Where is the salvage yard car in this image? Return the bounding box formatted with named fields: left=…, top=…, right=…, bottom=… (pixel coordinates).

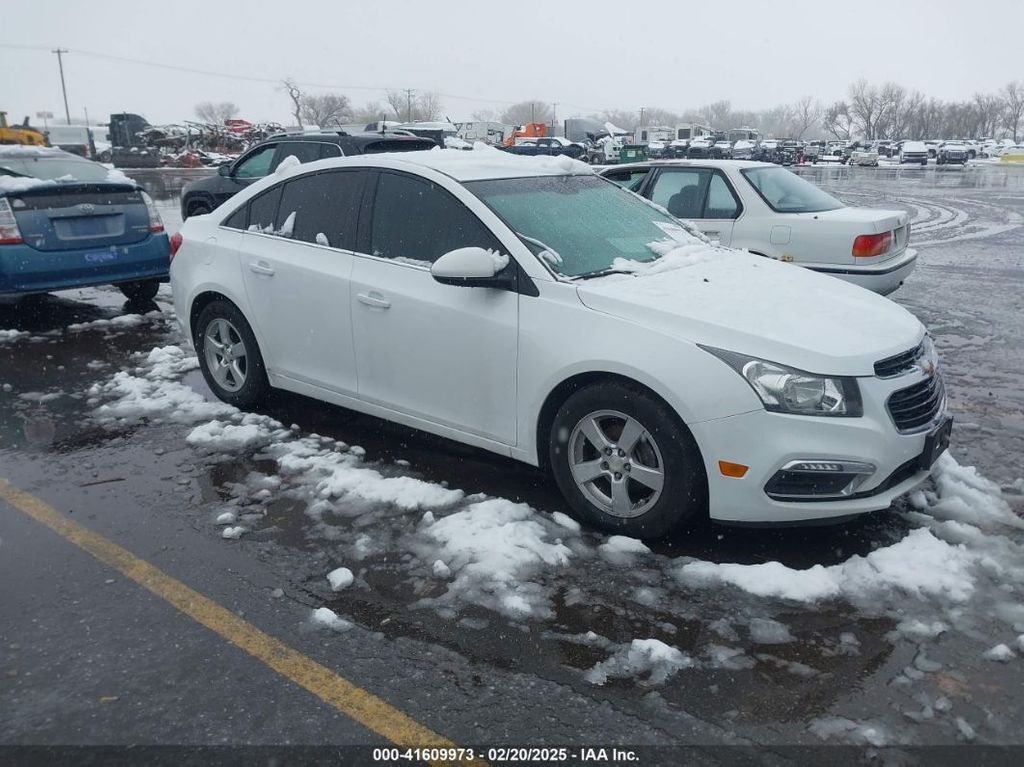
left=900, top=141, right=930, bottom=165
left=0, top=146, right=169, bottom=301
left=600, top=159, right=917, bottom=295
left=179, top=130, right=435, bottom=219
left=936, top=142, right=969, bottom=165
left=171, top=148, right=949, bottom=538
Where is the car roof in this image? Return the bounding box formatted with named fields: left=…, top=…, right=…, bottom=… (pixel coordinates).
left=0, top=146, right=78, bottom=160
left=601, top=159, right=776, bottom=171
left=256, top=146, right=597, bottom=183
left=262, top=131, right=434, bottom=148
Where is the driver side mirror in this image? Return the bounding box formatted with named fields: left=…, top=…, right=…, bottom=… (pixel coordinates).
left=218, top=164, right=232, bottom=177
left=430, top=247, right=516, bottom=290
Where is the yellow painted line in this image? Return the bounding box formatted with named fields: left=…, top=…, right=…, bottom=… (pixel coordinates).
left=0, top=479, right=484, bottom=767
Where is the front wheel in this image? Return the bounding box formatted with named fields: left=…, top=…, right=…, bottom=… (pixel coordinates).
left=549, top=382, right=707, bottom=538
left=118, top=279, right=160, bottom=301
left=194, top=300, right=270, bottom=408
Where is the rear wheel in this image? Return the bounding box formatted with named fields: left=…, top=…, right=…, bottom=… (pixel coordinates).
left=118, top=279, right=160, bottom=301
left=194, top=300, right=270, bottom=408
left=549, top=382, right=707, bottom=539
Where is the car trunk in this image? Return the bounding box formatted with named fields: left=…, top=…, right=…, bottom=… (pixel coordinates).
left=8, top=183, right=151, bottom=252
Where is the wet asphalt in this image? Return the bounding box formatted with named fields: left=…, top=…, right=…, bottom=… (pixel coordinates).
left=1, top=162, right=1023, bottom=760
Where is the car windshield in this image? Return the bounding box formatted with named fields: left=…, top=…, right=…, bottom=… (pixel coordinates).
left=0, top=156, right=110, bottom=182
left=465, top=174, right=689, bottom=278
left=740, top=166, right=844, bottom=213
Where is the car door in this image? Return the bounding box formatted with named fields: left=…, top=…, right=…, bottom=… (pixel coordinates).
left=644, top=167, right=738, bottom=245
left=237, top=169, right=365, bottom=394
left=349, top=170, right=519, bottom=445
left=217, top=143, right=278, bottom=205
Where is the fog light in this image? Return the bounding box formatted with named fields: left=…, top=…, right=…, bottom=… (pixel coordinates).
left=765, top=460, right=875, bottom=501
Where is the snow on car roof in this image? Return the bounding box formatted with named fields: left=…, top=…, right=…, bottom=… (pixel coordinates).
left=0, top=145, right=68, bottom=158
left=280, top=143, right=597, bottom=182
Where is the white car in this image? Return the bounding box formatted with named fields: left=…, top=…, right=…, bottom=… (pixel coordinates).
left=170, top=149, right=949, bottom=537
left=849, top=146, right=880, bottom=166
left=600, top=160, right=917, bottom=295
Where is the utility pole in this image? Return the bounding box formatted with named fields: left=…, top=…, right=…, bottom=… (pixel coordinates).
left=52, top=48, right=70, bottom=125
left=404, top=89, right=415, bottom=122
left=639, top=107, right=646, bottom=127
left=551, top=102, right=558, bottom=130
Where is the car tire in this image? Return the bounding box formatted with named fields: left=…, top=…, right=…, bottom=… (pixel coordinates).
left=118, top=279, right=160, bottom=301
left=549, top=381, right=707, bottom=539
left=194, top=300, right=270, bottom=409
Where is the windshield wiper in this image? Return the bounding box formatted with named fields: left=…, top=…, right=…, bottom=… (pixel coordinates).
left=574, top=268, right=637, bottom=280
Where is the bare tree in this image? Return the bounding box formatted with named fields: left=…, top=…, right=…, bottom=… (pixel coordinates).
left=416, top=91, right=443, bottom=121
left=847, top=79, right=883, bottom=138
left=281, top=79, right=304, bottom=128
left=499, top=100, right=552, bottom=125
left=300, top=93, right=353, bottom=128
left=1003, top=81, right=1024, bottom=142
left=973, top=93, right=1005, bottom=138
left=791, top=96, right=822, bottom=139
left=471, top=108, right=498, bottom=122
left=824, top=101, right=853, bottom=140
left=195, top=101, right=239, bottom=124
left=642, top=107, right=680, bottom=127
left=352, top=100, right=388, bottom=126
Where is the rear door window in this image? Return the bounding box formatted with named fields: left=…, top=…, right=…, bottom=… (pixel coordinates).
left=703, top=173, right=741, bottom=218
left=319, top=143, right=343, bottom=159
left=273, top=170, right=364, bottom=250
left=368, top=172, right=502, bottom=264
left=648, top=168, right=712, bottom=218
left=247, top=186, right=283, bottom=232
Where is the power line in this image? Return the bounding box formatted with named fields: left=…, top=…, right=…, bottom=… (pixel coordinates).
left=0, top=43, right=603, bottom=112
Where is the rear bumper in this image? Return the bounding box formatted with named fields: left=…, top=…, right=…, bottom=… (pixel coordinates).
left=0, top=234, right=170, bottom=295
left=807, top=248, right=917, bottom=295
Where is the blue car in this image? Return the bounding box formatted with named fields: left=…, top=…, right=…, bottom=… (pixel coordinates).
left=0, top=147, right=170, bottom=301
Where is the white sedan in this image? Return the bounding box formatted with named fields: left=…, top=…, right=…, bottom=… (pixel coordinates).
left=171, top=148, right=948, bottom=538
left=601, top=159, right=917, bottom=295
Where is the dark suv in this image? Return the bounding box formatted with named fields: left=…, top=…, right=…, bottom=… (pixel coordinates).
left=180, top=131, right=434, bottom=219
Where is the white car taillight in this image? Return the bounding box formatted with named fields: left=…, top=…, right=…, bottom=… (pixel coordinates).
left=0, top=198, right=23, bottom=245
left=141, top=191, right=165, bottom=233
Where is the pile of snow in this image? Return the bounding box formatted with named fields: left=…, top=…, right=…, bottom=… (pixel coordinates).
left=310, top=607, right=353, bottom=632
left=414, top=498, right=574, bottom=619
left=677, top=526, right=976, bottom=605
left=598, top=535, right=651, bottom=565
left=67, top=313, right=155, bottom=332
left=88, top=345, right=233, bottom=425
left=808, top=717, right=890, bottom=746
left=0, top=329, right=28, bottom=342
left=266, top=436, right=464, bottom=511
left=327, top=567, right=354, bottom=591
left=187, top=417, right=281, bottom=452
left=612, top=239, right=721, bottom=276
left=909, top=453, right=1024, bottom=532
left=748, top=618, right=795, bottom=644
left=584, top=638, right=693, bottom=686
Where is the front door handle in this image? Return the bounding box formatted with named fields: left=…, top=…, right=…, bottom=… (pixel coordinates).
left=357, top=291, right=391, bottom=309
left=248, top=261, right=275, bottom=276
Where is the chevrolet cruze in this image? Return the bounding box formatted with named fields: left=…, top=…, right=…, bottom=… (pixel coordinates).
left=170, top=148, right=950, bottom=538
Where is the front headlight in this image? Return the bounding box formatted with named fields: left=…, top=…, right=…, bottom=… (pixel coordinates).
left=701, top=346, right=862, bottom=417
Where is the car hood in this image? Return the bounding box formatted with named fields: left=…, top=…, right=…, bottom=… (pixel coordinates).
left=575, top=251, right=923, bottom=377
left=787, top=206, right=908, bottom=234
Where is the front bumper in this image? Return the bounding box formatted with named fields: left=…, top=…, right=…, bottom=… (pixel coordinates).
left=691, top=368, right=945, bottom=523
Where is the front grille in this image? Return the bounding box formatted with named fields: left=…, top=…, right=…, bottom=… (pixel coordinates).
left=887, top=374, right=945, bottom=433
left=875, top=344, right=921, bottom=378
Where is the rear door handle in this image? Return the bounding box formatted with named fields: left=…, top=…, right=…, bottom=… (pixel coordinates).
left=357, top=292, right=391, bottom=309
left=248, top=261, right=275, bottom=276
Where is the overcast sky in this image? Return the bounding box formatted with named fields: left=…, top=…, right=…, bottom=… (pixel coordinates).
left=3, top=0, right=1022, bottom=127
